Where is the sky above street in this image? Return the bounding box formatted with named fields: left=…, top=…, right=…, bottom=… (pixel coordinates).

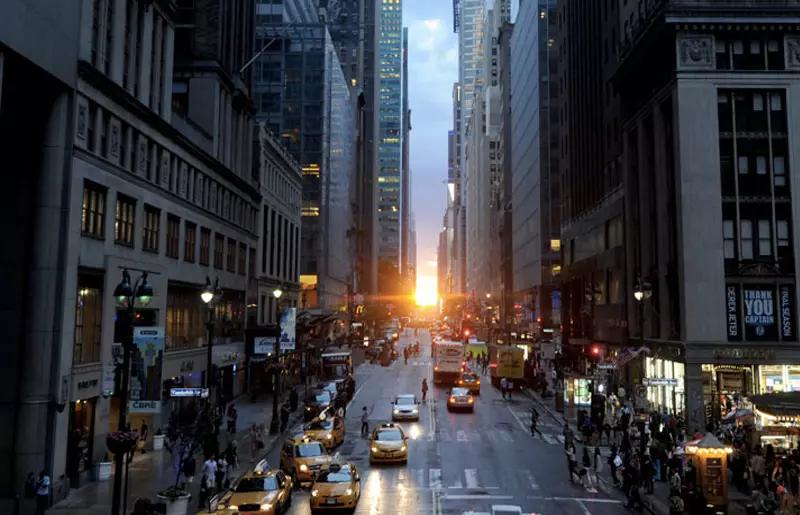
left=406, top=0, right=458, bottom=300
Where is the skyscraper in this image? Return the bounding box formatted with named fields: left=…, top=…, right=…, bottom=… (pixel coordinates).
left=401, top=27, right=412, bottom=279
left=377, top=0, right=404, bottom=270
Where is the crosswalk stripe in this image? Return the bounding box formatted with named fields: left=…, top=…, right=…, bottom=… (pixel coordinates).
left=429, top=468, right=442, bottom=489
left=542, top=433, right=559, bottom=444
left=556, top=434, right=566, bottom=443
left=523, top=469, right=539, bottom=491
left=464, top=468, right=479, bottom=489
left=397, top=469, right=407, bottom=483
left=456, top=430, right=468, bottom=442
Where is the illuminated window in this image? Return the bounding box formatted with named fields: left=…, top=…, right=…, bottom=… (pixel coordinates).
left=550, top=239, right=561, bottom=252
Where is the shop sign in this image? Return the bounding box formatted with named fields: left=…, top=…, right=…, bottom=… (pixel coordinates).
left=712, top=348, right=776, bottom=360
left=129, top=327, right=165, bottom=414
left=254, top=337, right=277, bottom=355
left=779, top=284, right=796, bottom=342
left=725, top=284, right=742, bottom=341
left=642, top=378, right=678, bottom=387
left=742, top=285, right=778, bottom=341
left=180, top=360, right=194, bottom=373
left=170, top=387, right=209, bottom=398
left=77, top=379, right=98, bottom=390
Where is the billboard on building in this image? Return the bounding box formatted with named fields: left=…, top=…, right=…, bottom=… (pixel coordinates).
left=129, top=327, right=165, bottom=413
left=279, top=308, right=297, bottom=352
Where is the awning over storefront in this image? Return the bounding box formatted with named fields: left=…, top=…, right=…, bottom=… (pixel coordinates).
left=749, top=392, right=800, bottom=418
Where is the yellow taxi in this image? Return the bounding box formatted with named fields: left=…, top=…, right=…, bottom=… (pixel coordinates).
left=309, top=462, right=362, bottom=512
left=369, top=423, right=408, bottom=464
left=456, top=372, right=481, bottom=395
left=303, top=414, right=345, bottom=450
left=279, top=436, right=334, bottom=485
left=219, top=459, right=293, bottom=514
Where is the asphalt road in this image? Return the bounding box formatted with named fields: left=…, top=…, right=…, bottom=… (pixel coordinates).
left=265, top=329, right=626, bottom=515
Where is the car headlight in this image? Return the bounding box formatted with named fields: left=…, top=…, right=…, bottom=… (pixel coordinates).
left=260, top=503, right=272, bottom=510
left=227, top=505, right=238, bottom=511
left=371, top=446, right=378, bottom=453
left=346, top=488, right=353, bottom=496
left=300, top=464, right=309, bottom=471
left=401, top=445, right=407, bottom=452
left=326, top=434, right=332, bottom=439
left=411, top=407, right=418, bottom=413
left=393, top=409, right=400, bottom=414
left=311, top=489, right=319, bottom=497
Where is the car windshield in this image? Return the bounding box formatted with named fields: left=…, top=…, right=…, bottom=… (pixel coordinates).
left=295, top=443, right=324, bottom=457
left=462, top=375, right=477, bottom=382
left=316, top=470, right=352, bottom=483
left=315, top=394, right=331, bottom=404
left=375, top=430, right=404, bottom=441
left=395, top=396, right=415, bottom=405
left=233, top=476, right=278, bottom=492
left=452, top=388, right=470, bottom=396
left=307, top=420, right=333, bottom=430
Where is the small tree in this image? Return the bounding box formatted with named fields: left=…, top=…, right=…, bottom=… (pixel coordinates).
left=160, top=405, right=215, bottom=498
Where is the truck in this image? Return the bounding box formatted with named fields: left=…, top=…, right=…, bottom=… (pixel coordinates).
left=433, top=340, right=464, bottom=386
left=488, top=344, right=525, bottom=388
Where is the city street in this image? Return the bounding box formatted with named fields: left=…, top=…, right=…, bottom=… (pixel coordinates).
left=267, top=329, right=625, bottom=515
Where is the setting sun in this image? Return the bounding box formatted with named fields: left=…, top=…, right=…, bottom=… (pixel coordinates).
left=415, top=275, right=438, bottom=306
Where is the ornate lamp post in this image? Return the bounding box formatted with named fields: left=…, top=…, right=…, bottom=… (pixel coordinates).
left=269, top=288, right=283, bottom=434
left=201, top=277, right=222, bottom=434
left=110, top=269, right=155, bottom=515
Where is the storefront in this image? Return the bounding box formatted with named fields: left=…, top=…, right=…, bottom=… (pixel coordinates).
left=160, top=351, right=206, bottom=429
left=213, top=343, right=247, bottom=402
left=644, top=357, right=685, bottom=415
left=67, top=371, right=102, bottom=488
left=757, top=365, right=800, bottom=393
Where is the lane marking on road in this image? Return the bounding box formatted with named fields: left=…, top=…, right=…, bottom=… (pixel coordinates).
left=464, top=469, right=480, bottom=489
left=443, top=494, right=514, bottom=500
left=526, top=496, right=622, bottom=504
left=456, top=430, right=468, bottom=442
left=577, top=500, right=592, bottom=515
left=506, top=401, right=529, bottom=433
left=346, top=384, right=365, bottom=413
left=429, top=468, right=442, bottom=489
left=523, top=469, right=539, bottom=491
left=542, top=434, right=559, bottom=445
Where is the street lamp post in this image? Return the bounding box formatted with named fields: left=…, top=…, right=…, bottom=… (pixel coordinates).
left=269, top=288, right=284, bottom=434
left=110, top=269, right=155, bottom=515
left=632, top=277, right=653, bottom=348
left=201, top=277, right=223, bottom=435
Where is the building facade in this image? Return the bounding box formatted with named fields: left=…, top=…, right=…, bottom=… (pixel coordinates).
left=613, top=0, right=800, bottom=432
left=377, top=0, right=404, bottom=269
left=253, top=20, right=355, bottom=311
left=556, top=0, right=625, bottom=357
left=0, top=0, right=262, bottom=500
left=400, top=26, right=412, bottom=279
left=256, top=125, right=302, bottom=325
left=509, top=0, right=559, bottom=336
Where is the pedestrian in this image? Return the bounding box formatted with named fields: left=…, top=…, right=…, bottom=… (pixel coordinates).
left=139, top=419, right=149, bottom=454
left=591, top=447, right=602, bottom=489
left=34, top=470, right=50, bottom=515
left=227, top=404, right=238, bottom=434
left=530, top=408, right=539, bottom=437
left=507, top=379, right=514, bottom=399
left=182, top=454, right=197, bottom=486
left=202, top=454, right=217, bottom=493
left=280, top=402, right=291, bottom=432
left=566, top=443, right=579, bottom=483
left=500, top=377, right=508, bottom=399
left=563, top=423, right=574, bottom=451
left=250, top=424, right=264, bottom=462
left=215, top=455, right=227, bottom=491
left=225, top=440, right=238, bottom=472
left=361, top=406, right=373, bottom=437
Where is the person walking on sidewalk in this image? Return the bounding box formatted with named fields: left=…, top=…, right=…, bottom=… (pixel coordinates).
left=34, top=470, right=50, bottom=515
left=250, top=424, right=264, bottom=462
left=227, top=404, right=238, bottom=435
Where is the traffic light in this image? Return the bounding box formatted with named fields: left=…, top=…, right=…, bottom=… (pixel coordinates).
left=590, top=345, right=601, bottom=357
left=464, top=329, right=471, bottom=337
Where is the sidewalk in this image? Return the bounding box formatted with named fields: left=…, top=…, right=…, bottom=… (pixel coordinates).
left=521, top=385, right=751, bottom=515
left=48, top=388, right=303, bottom=515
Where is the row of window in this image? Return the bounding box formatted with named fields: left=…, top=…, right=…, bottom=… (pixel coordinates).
left=722, top=217, right=792, bottom=261
left=81, top=181, right=255, bottom=276
left=76, top=97, right=257, bottom=235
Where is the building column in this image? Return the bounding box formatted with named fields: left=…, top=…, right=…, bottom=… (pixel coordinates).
left=684, top=361, right=705, bottom=435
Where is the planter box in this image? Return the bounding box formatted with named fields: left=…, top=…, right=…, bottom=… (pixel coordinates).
left=157, top=493, right=191, bottom=515
left=94, top=462, right=112, bottom=482
left=153, top=434, right=165, bottom=451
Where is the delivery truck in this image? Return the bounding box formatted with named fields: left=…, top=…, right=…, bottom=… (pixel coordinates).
left=488, top=344, right=525, bottom=388
left=433, top=340, right=464, bottom=386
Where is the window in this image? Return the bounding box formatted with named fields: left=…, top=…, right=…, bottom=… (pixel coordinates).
left=214, top=233, right=225, bottom=269
left=238, top=243, right=247, bottom=275
left=166, top=215, right=180, bottom=258
left=740, top=220, right=754, bottom=259
left=774, top=156, right=787, bottom=187
left=249, top=247, right=256, bottom=278
left=723, top=220, right=736, bottom=259
left=758, top=219, right=772, bottom=257
left=74, top=276, right=103, bottom=364
left=142, top=206, right=160, bottom=252
left=777, top=220, right=790, bottom=248
left=87, top=104, right=97, bottom=152
left=166, top=287, right=206, bottom=351
left=115, top=195, right=135, bottom=246
left=81, top=181, right=106, bottom=238
left=227, top=238, right=237, bottom=272
left=200, top=228, right=211, bottom=265
left=184, top=222, right=197, bottom=263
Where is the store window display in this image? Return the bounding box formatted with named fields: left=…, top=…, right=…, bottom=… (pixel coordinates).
left=758, top=365, right=800, bottom=393
left=67, top=398, right=96, bottom=488
left=645, top=357, right=685, bottom=415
